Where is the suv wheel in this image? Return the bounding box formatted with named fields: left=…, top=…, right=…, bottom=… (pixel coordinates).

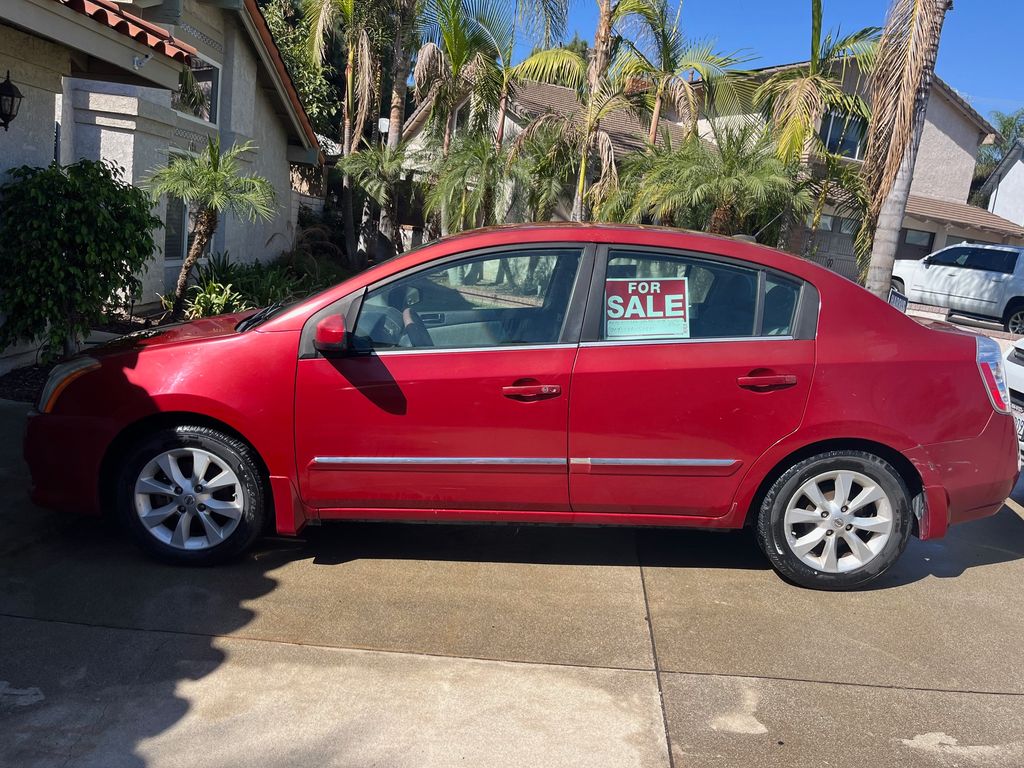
left=117, top=425, right=266, bottom=564
left=756, top=451, right=913, bottom=590
left=1005, top=303, right=1024, bottom=335
left=890, top=278, right=905, bottom=295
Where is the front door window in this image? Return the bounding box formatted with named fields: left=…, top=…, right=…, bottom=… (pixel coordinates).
left=353, top=248, right=582, bottom=350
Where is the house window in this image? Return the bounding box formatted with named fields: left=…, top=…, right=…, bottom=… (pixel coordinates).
left=164, top=196, right=188, bottom=261
left=163, top=194, right=208, bottom=262
left=819, top=110, right=866, bottom=159
left=904, top=229, right=933, bottom=248
left=172, top=55, right=220, bottom=124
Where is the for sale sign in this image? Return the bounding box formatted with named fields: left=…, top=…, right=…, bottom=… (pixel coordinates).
left=605, top=278, right=689, bottom=340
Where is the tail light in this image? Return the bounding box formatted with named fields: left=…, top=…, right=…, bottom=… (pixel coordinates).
left=976, top=336, right=1010, bottom=414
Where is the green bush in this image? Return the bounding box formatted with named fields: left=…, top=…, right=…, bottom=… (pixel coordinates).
left=0, top=160, right=161, bottom=358
left=182, top=282, right=253, bottom=319
left=175, top=249, right=354, bottom=318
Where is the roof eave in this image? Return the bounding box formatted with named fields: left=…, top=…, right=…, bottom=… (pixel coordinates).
left=235, top=0, right=321, bottom=163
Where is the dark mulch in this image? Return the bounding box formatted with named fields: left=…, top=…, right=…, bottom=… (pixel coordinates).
left=0, top=364, right=53, bottom=404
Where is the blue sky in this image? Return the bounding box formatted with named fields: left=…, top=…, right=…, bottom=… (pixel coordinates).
left=550, top=0, right=1023, bottom=120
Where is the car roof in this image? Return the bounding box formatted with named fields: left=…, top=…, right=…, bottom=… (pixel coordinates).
left=936, top=241, right=1024, bottom=253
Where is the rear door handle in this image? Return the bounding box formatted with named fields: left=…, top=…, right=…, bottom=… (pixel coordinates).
left=502, top=384, right=561, bottom=399
left=737, top=374, right=797, bottom=390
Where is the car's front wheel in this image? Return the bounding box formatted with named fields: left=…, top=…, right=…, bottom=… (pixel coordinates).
left=117, top=425, right=266, bottom=564
left=756, top=451, right=913, bottom=590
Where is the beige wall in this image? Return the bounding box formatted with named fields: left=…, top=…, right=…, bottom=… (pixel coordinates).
left=0, top=24, right=68, bottom=172
left=910, top=91, right=985, bottom=203
left=0, top=24, right=72, bottom=371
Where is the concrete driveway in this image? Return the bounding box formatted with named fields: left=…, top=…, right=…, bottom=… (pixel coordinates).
left=1, top=399, right=1023, bottom=767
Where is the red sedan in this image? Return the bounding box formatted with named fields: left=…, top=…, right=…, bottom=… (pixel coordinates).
left=24, top=225, right=1019, bottom=589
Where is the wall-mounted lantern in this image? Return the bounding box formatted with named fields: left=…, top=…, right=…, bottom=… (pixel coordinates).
left=0, top=72, right=24, bottom=132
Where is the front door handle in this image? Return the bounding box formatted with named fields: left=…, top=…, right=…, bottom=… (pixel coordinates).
left=503, top=384, right=561, bottom=400
left=737, top=374, right=797, bottom=390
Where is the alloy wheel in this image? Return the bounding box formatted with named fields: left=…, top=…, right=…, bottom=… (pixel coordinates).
left=1008, top=311, right=1024, bottom=336
left=782, top=469, right=893, bottom=574
left=133, top=448, right=244, bottom=550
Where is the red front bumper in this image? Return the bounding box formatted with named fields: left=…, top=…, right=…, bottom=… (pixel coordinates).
left=23, top=410, right=117, bottom=516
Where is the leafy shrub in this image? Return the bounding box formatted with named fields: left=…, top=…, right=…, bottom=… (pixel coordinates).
left=162, top=282, right=253, bottom=319
left=0, top=160, right=161, bottom=358
left=174, top=247, right=354, bottom=318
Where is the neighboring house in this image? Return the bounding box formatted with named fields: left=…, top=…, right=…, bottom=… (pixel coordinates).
left=1, top=0, right=193, bottom=372
left=59, top=0, right=321, bottom=304
left=980, top=140, right=1024, bottom=229
left=772, top=63, right=1024, bottom=280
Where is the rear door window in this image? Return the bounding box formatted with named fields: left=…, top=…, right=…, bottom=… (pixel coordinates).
left=965, top=248, right=1018, bottom=274
left=598, top=250, right=807, bottom=341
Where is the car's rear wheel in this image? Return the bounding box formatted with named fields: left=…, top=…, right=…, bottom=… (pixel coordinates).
left=890, top=278, right=905, bottom=295
left=116, top=425, right=266, bottom=564
left=756, top=450, right=913, bottom=590
left=1004, top=302, right=1024, bottom=335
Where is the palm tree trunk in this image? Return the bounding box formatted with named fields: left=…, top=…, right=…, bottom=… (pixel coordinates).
left=647, top=92, right=663, bottom=145
left=341, top=49, right=357, bottom=265
left=708, top=204, right=733, bottom=235
left=864, top=0, right=949, bottom=297
left=379, top=13, right=413, bottom=256
left=495, top=92, right=509, bottom=147
left=572, top=143, right=588, bottom=222
left=171, top=208, right=217, bottom=320
left=590, top=0, right=614, bottom=91
left=443, top=112, right=455, bottom=157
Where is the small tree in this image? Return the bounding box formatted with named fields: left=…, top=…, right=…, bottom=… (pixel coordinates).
left=145, top=138, right=276, bottom=320
left=0, top=160, right=161, bottom=359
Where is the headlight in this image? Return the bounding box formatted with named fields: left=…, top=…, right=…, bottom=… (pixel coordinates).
left=38, top=357, right=101, bottom=413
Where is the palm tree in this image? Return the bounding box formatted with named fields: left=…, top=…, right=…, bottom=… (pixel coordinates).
left=425, top=132, right=517, bottom=231
left=384, top=0, right=420, bottom=151
left=515, top=46, right=638, bottom=220
left=615, top=0, right=747, bottom=142
left=305, top=0, right=375, bottom=259
left=415, top=0, right=502, bottom=156
left=613, top=123, right=808, bottom=236
left=754, top=0, right=878, bottom=164
left=860, top=0, right=952, bottom=296
left=146, top=138, right=276, bottom=320
left=508, top=121, right=575, bottom=220
left=339, top=140, right=412, bottom=254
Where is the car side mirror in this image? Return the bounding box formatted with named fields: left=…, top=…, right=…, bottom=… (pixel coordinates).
left=313, top=315, right=349, bottom=356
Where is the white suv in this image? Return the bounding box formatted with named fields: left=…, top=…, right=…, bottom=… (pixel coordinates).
left=891, top=243, right=1024, bottom=333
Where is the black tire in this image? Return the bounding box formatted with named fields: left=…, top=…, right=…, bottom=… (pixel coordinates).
left=116, top=425, right=266, bottom=565
left=1004, top=300, right=1024, bottom=335
left=890, top=278, right=905, bottom=295
left=756, top=450, right=913, bottom=590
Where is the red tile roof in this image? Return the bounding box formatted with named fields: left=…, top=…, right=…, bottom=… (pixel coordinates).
left=54, top=0, right=196, bottom=62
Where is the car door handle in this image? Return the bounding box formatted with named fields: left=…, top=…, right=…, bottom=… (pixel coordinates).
left=737, top=374, right=797, bottom=390
left=502, top=384, right=561, bottom=399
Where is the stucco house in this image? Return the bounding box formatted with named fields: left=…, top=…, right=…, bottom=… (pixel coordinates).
left=789, top=68, right=1024, bottom=280
left=980, top=140, right=1024, bottom=229
left=0, top=0, right=320, bottom=371
left=58, top=0, right=321, bottom=303
left=1, top=0, right=194, bottom=371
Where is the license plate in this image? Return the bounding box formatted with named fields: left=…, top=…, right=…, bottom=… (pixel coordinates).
left=1013, top=402, right=1024, bottom=442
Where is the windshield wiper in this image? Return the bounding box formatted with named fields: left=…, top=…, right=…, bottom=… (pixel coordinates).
left=236, top=301, right=286, bottom=332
